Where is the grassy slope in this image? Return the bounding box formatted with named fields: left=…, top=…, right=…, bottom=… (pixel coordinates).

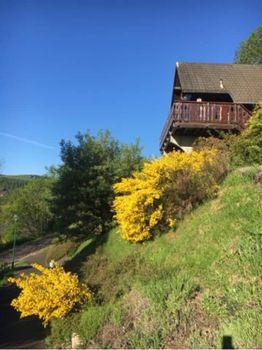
left=47, top=170, right=262, bottom=349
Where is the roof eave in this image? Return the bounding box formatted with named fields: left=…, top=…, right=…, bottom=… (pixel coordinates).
left=181, top=88, right=231, bottom=95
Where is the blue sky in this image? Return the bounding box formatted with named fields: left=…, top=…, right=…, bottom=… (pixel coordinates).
left=0, top=0, right=261, bottom=175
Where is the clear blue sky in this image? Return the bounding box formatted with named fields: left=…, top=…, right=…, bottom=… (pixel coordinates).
left=1, top=0, right=261, bottom=175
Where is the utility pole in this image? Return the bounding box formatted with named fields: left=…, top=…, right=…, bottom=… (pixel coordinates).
left=11, top=214, right=18, bottom=269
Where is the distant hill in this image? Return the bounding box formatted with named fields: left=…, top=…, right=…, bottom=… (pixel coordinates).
left=0, top=175, right=40, bottom=198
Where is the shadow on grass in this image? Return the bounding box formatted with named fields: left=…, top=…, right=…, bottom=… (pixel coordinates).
left=13, top=264, right=32, bottom=272
left=64, top=231, right=110, bottom=275
left=222, top=335, right=234, bottom=349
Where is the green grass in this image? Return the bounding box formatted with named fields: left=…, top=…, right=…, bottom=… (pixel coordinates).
left=44, top=238, right=79, bottom=265
left=47, top=169, right=262, bottom=348
left=70, top=238, right=93, bottom=260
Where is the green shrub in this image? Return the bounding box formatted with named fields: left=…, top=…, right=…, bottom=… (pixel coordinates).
left=79, top=303, right=124, bottom=346
left=114, top=149, right=227, bottom=242
left=78, top=304, right=110, bottom=345
left=45, top=313, right=81, bottom=348
left=46, top=302, right=123, bottom=348
left=232, top=104, right=262, bottom=165
left=194, top=105, right=262, bottom=167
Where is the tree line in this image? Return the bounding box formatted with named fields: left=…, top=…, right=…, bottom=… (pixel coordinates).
left=0, top=130, right=144, bottom=244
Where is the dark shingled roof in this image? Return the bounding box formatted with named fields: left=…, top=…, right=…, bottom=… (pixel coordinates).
left=176, top=62, right=262, bottom=104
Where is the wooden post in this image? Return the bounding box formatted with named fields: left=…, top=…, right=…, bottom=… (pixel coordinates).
left=71, top=333, right=82, bottom=349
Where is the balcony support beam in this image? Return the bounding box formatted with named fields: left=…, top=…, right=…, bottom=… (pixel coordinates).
left=170, top=134, right=196, bottom=153
left=160, top=101, right=252, bottom=153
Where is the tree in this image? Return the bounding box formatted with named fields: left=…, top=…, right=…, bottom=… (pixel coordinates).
left=232, top=104, right=262, bottom=165
left=52, top=130, right=143, bottom=237
left=235, top=26, right=262, bottom=64
left=0, top=177, right=53, bottom=242
left=9, top=263, right=92, bottom=327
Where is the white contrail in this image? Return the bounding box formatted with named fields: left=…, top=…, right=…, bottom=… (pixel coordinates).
left=0, top=132, right=56, bottom=150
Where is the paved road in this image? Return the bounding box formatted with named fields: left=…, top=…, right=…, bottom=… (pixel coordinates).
left=0, top=237, right=54, bottom=348
left=0, top=284, right=47, bottom=349
left=0, top=236, right=54, bottom=266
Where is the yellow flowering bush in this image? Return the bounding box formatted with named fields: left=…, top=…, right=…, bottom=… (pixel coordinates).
left=8, top=263, right=92, bottom=327
left=113, top=149, right=224, bottom=242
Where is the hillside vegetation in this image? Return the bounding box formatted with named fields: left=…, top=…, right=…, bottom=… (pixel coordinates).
left=0, top=177, right=53, bottom=244
left=47, top=168, right=262, bottom=348
left=4, top=107, right=262, bottom=348
left=0, top=175, right=38, bottom=198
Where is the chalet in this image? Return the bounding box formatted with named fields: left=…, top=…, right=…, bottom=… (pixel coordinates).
left=160, top=62, right=262, bottom=153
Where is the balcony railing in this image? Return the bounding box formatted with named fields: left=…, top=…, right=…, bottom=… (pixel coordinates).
left=160, top=101, right=252, bottom=148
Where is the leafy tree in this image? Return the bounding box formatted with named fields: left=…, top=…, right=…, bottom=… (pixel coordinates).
left=0, top=177, right=53, bottom=242
left=52, top=130, right=143, bottom=237
left=232, top=104, right=262, bottom=165
left=235, top=26, right=262, bottom=64
left=9, top=263, right=92, bottom=327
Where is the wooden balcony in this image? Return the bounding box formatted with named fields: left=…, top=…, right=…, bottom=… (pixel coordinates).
left=160, top=101, right=252, bottom=152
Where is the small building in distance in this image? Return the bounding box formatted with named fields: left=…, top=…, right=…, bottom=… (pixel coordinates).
left=160, top=62, right=262, bottom=153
